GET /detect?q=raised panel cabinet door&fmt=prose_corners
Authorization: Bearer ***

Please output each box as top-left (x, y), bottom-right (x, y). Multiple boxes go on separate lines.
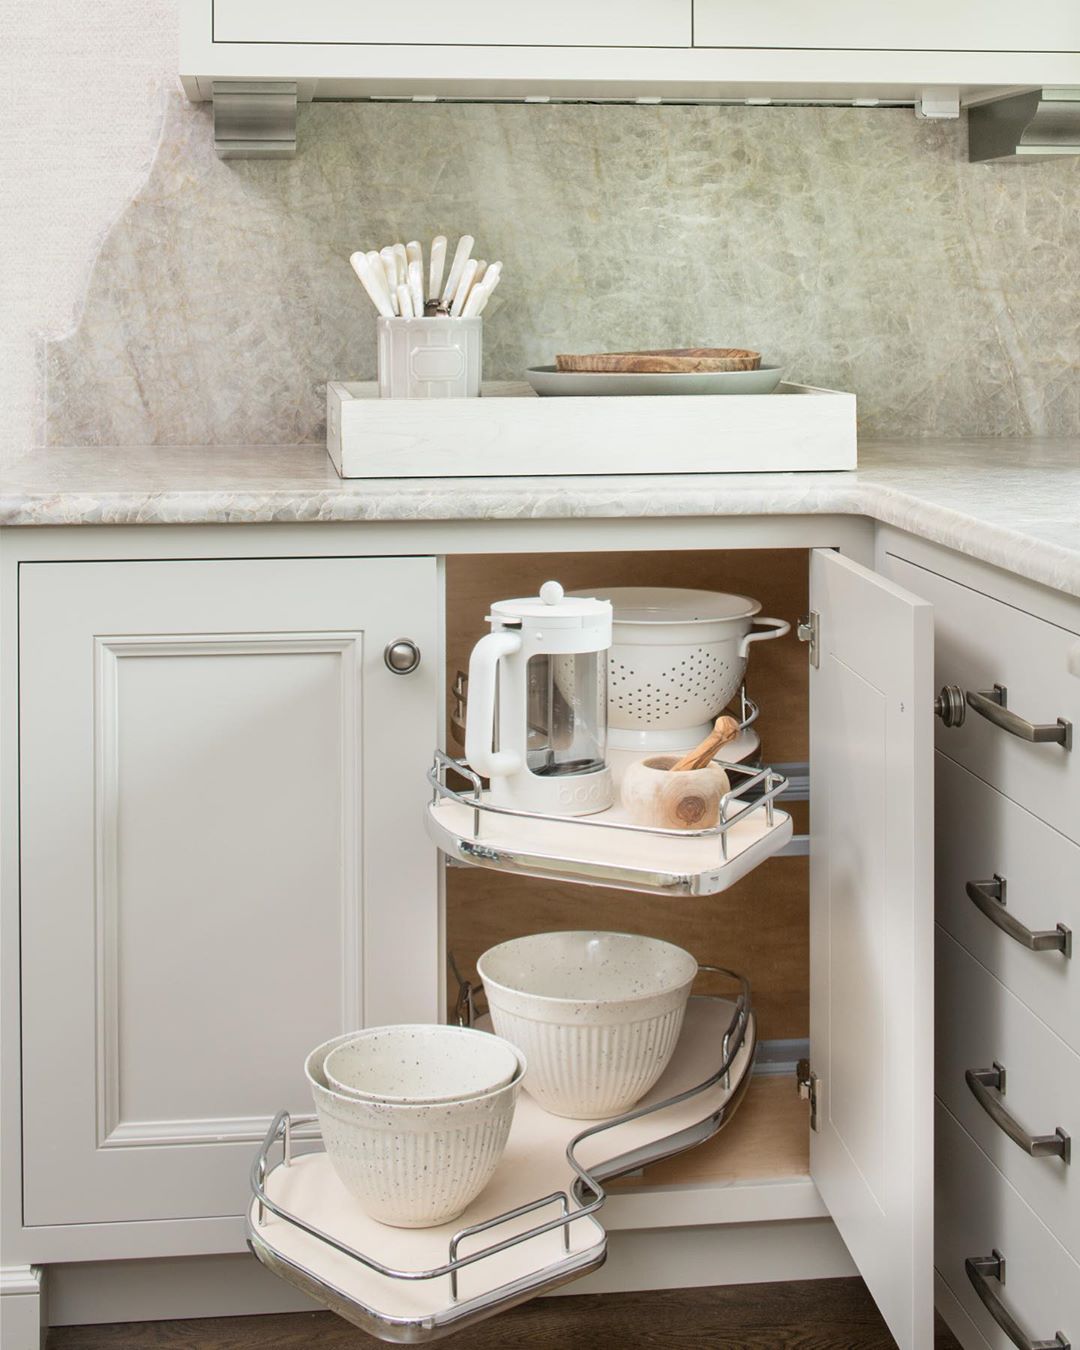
top-left (809, 549), bottom-right (934, 1350)
top-left (213, 0), bottom-right (692, 48)
top-left (20, 557), bottom-right (440, 1227)
top-left (693, 1), bottom-right (1080, 52)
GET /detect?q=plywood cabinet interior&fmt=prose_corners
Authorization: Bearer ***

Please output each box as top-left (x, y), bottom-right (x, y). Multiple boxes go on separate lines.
top-left (444, 550), bottom-right (809, 766)
top-left (444, 545), bottom-right (935, 1350)
top-left (19, 556), bottom-right (439, 1226)
top-left (444, 548), bottom-right (810, 1037)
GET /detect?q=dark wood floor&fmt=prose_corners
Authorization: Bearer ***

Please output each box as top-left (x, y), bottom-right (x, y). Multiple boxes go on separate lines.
top-left (48, 1279), bottom-right (961, 1349)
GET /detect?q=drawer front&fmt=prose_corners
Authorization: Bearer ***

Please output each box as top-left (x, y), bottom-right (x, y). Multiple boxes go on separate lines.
top-left (889, 556), bottom-right (1080, 842)
top-left (692, 0), bottom-right (1080, 52)
top-left (937, 1101), bottom-right (1080, 1350)
top-left (937, 930), bottom-right (1079, 1262)
top-left (213, 0), bottom-right (692, 46)
top-left (936, 755), bottom-right (1080, 1054)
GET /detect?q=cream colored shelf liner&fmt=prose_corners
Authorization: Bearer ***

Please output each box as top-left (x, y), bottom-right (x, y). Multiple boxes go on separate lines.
top-left (251, 997), bottom-right (754, 1323)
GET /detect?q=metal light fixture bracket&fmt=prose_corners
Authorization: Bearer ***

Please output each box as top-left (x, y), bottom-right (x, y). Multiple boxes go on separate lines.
top-left (212, 81), bottom-right (298, 159)
top-left (969, 87), bottom-right (1080, 162)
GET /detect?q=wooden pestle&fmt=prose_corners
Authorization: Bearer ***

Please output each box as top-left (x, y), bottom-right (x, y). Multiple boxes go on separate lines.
top-left (669, 715), bottom-right (741, 772)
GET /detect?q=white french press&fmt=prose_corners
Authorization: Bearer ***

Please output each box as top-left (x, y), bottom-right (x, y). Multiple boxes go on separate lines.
top-left (465, 581), bottom-right (613, 817)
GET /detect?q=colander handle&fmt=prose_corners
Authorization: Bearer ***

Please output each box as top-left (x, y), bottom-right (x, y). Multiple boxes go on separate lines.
top-left (465, 630), bottom-right (524, 778)
top-left (738, 617), bottom-right (791, 658)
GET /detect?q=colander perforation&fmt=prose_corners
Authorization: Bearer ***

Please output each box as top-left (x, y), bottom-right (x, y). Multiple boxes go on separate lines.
top-left (607, 644), bottom-right (744, 728)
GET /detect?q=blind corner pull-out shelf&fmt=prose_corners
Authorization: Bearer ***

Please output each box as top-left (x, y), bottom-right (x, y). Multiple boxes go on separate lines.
top-left (248, 972), bottom-right (755, 1343)
top-left (425, 752), bottom-right (792, 897)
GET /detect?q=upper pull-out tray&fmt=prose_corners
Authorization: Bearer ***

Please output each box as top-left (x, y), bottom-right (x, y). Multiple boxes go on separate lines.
top-left (248, 982), bottom-right (755, 1343)
top-left (425, 753), bottom-right (792, 897)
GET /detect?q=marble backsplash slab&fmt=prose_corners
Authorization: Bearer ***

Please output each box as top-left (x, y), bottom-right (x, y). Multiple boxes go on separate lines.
top-left (43, 96), bottom-right (1080, 446)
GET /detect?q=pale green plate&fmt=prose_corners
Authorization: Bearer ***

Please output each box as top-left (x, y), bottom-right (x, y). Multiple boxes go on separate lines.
top-left (524, 364), bottom-right (785, 397)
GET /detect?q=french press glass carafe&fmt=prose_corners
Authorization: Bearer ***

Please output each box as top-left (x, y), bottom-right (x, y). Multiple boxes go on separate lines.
top-left (465, 581), bottom-right (613, 816)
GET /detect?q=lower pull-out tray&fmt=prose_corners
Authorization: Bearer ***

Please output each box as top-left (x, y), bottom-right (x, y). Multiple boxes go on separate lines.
top-left (425, 753), bottom-right (792, 898)
top-left (249, 979), bottom-right (755, 1343)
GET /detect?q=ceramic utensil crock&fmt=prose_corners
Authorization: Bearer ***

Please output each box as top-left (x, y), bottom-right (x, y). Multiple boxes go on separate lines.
top-left (376, 315), bottom-right (482, 399)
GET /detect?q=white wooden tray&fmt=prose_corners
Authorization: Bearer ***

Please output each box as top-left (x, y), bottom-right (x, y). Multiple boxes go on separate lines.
top-left (326, 380), bottom-right (856, 478)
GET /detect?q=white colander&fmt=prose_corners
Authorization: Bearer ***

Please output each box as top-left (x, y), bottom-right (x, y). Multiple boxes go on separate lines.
top-left (571, 587), bottom-right (790, 751)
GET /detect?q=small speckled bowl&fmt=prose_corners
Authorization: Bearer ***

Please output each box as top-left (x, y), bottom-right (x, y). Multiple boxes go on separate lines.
top-left (477, 931), bottom-right (697, 1120)
top-left (323, 1024), bottom-right (519, 1105)
top-left (305, 1030), bottom-right (525, 1228)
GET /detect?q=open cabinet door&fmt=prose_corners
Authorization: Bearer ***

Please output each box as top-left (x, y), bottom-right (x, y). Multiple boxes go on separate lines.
top-left (808, 549), bottom-right (934, 1350)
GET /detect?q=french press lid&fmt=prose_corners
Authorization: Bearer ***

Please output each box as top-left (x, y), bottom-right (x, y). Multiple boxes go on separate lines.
top-left (489, 580), bottom-right (612, 632)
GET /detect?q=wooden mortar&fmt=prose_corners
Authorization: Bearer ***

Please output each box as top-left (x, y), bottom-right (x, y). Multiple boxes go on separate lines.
top-left (620, 755), bottom-right (732, 831)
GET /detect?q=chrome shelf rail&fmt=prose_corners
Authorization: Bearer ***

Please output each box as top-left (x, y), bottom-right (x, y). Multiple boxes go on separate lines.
top-left (428, 752), bottom-right (786, 862)
top-left (248, 968), bottom-right (753, 1342)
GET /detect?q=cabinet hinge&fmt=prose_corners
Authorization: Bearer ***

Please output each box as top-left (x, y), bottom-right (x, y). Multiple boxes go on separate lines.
top-left (797, 1058), bottom-right (821, 1131)
top-left (796, 612), bottom-right (820, 669)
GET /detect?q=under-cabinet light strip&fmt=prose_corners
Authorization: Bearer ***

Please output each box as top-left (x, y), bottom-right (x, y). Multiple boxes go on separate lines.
top-left (352, 95), bottom-right (913, 109)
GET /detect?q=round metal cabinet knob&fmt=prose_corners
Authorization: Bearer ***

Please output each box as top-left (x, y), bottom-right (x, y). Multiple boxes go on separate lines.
top-left (384, 639), bottom-right (422, 675)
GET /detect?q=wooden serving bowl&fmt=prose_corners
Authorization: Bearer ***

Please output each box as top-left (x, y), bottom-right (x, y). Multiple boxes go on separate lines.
top-left (555, 348), bottom-right (761, 374)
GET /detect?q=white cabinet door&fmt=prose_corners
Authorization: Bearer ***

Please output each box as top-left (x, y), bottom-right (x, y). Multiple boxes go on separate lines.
top-left (809, 549), bottom-right (934, 1350)
top-left (213, 1), bottom-right (691, 48)
top-left (693, 1), bottom-right (1080, 52)
top-left (20, 557), bottom-right (440, 1227)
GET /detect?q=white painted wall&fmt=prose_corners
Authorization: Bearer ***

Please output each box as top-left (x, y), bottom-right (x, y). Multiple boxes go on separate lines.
top-left (0, 0), bottom-right (178, 465)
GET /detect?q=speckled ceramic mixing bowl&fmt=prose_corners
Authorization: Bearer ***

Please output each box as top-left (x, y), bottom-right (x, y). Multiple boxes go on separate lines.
top-left (477, 931), bottom-right (697, 1120)
top-left (323, 1024), bottom-right (519, 1105)
top-left (305, 1030), bottom-right (525, 1228)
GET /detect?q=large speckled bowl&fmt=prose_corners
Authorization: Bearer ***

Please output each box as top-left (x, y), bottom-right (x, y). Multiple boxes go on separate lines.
top-left (305, 1030), bottom-right (524, 1228)
top-left (323, 1024), bottom-right (519, 1105)
top-left (477, 932), bottom-right (697, 1120)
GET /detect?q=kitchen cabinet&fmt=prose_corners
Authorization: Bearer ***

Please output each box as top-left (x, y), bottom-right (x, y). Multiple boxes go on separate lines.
top-left (5, 534), bottom-right (934, 1345)
top-left (211, 0), bottom-right (691, 48)
top-left (880, 534), bottom-right (1080, 1350)
top-left (3, 516), bottom-right (1074, 1350)
top-left (179, 0), bottom-right (1080, 115)
top-left (693, 2), bottom-right (1080, 53)
top-left (18, 556), bottom-right (440, 1226)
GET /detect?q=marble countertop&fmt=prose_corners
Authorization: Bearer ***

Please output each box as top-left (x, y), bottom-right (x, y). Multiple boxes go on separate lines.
top-left (1, 438), bottom-right (1077, 596)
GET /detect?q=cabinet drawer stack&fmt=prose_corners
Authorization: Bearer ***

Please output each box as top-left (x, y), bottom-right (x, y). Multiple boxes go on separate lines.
top-left (895, 555), bottom-right (1080, 1350)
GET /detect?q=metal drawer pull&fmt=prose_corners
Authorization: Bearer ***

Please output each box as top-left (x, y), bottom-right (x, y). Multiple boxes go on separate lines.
top-left (966, 1251), bottom-right (1070, 1349)
top-left (966, 877), bottom-right (1072, 957)
top-left (966, 685), bottom-right (1072, 750)
top-left (965, 1064), bottom-right (1071, 1162)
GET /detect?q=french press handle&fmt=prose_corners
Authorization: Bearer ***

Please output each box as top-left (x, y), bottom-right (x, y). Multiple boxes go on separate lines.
top-left (464, 630), bottom-right (523, 779)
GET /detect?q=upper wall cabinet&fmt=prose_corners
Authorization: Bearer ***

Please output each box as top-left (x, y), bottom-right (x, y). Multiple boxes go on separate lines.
top-left (212, 0), bottom-right (691, 48)
top-left (180, 0), bottom-right (1080, 157)
top-left (693, 1), bottom-right (1080, 53)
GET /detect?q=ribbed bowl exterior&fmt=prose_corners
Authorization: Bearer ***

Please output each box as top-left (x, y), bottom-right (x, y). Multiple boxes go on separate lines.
top-left (306, 1031), bottom-right (522, 1228)
top-left (314, 1094), bottom-right (515, 1227)
top-left (488, 998), bottom-right (689, 1120)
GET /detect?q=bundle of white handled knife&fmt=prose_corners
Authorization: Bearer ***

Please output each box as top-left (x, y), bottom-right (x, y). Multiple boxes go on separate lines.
top-left (349, 235), bottom-right (502, 319)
